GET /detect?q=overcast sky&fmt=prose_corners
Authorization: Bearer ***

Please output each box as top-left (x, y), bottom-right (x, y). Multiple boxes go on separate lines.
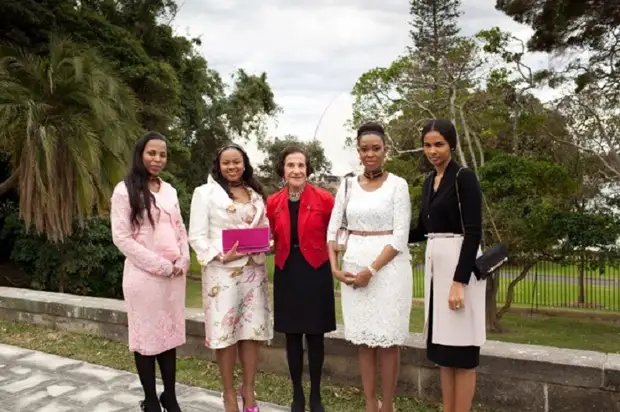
top-left (172, 0), bottom-right (552, 175)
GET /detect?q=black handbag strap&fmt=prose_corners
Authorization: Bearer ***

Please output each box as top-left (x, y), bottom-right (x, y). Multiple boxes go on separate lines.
top-left (455, 168), bottom-right (466, 234)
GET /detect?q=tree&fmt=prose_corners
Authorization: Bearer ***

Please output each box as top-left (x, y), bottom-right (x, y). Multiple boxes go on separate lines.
top-left (0, 0), bottom-right (280, 297)
top-left (352, 1), bottom-right (486, 173)
top-left (257, 135), bottom-right (332, 193)
top-left (495, 0), bottom-right (619, 52)
top-left (180, 69), bottom-right (280, 190)
top-left (478, 27), bottom-right (620, 182)
top-left (0, 38), bottom-right (139, 241)
top-left (409, 0), bottom-right (462, 85)
top-left (496, 0), bottom-right (620, 101)
top-left (550, 208), bottom-right (620, 307)
top-left (553, 91), bottom-right (620, 180)
top-left (479, 154), bottom-right (580, 327)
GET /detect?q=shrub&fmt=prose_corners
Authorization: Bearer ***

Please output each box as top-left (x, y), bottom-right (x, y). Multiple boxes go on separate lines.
top-left (1, 204), bottom-right (124, 299)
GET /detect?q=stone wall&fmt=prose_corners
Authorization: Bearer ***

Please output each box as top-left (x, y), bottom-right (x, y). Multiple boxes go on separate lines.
top-left (0, 287), bottom-right (618, 411)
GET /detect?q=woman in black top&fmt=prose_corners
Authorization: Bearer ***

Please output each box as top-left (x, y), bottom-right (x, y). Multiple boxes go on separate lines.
top-left (409, 119), bottom-right (484, 412)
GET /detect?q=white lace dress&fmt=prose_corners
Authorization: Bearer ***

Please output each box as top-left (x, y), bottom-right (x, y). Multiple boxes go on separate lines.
top-left (327, 173), bottom-right (413, 347)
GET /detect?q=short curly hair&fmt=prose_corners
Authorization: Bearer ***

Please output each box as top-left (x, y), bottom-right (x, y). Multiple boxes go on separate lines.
top-left (276, 146), bottom-right (314, 178)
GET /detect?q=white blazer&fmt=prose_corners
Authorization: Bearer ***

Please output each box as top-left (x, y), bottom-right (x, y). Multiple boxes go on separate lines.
top-left (188, 175), bottom-right (269, 268)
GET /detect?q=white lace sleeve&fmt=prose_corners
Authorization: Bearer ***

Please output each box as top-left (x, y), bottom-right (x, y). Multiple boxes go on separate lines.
top-left (326, 178), bottom-right (347, 242)
top-left (390, 178), bottom-right (411, 252)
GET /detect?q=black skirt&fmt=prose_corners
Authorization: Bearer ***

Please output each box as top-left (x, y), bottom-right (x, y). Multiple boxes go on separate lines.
top-left (427, 281), bottom-right (480, 369)
top-left (273, 246), bottom-right (336, 335)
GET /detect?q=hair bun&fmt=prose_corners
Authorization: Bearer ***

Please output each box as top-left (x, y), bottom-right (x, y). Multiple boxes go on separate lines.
top-left (357, 121), bottom-right (385, 137)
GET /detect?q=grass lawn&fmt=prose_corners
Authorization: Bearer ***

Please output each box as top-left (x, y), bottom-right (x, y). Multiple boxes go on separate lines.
top-left (192, 250), bottom-right (620, 314)
top-left (0, 321), bottom-right (471, 412)
top-left (186, 273), bottom-right (619, 353)
top-left (0, 256), bottom-right (615, 411)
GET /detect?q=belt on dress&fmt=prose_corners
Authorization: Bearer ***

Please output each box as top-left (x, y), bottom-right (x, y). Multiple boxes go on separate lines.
top-left (349, 230), bottom-right (393, 236)
top-left (426, 232), bottom-right (463, 239)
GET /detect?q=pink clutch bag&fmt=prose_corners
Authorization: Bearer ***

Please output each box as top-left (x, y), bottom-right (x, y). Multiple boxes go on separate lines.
top-left (222, 227), bottom-right (271, 254)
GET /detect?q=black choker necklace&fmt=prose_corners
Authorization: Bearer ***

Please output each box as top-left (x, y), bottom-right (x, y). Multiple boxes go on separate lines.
top-left (364, 169), bottom-right (384, 180)
top-left (228, 180), bottom-right (244, 188)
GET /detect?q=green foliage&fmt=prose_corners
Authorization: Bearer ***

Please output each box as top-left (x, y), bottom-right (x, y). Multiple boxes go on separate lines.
top-left (0, 0), bottom-right (279, 300)
top-left (1, 202), bottom-right (124, 298)
top-left (409, 0), bottom-right (462, 54)
top-left (479, 154), bottom-right (579, 259)
top-left (257, 135), bottom-right (332, 194)
top-left (495, 0), bottom-right (619, 52)
top-left (0, 37), bottom-right (139, 241)
top-left (551, 209), bottom-right (620, 255)
top-left (495, 1), bottom-right (620, 101)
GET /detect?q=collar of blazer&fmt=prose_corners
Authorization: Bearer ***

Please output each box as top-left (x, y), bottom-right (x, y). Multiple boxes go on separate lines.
top-left (206, 174), bottom-right (265, 227)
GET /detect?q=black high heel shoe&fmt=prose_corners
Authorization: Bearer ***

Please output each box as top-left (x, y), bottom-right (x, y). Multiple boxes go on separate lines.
top-left (309, 401), bottom-right (325, 412)
top-left (309, 394), bottom-right (325, 412)
top-left (159, 391), bottom-right (182, 412)
top-left (139, 399), bottom-right (162, 412)
top-left (291, 398), bottom-right (305, 412)
top-left (291, 387), bottom-right (305, 412)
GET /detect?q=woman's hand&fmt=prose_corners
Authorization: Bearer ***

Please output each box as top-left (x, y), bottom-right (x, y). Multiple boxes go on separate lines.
top-left (352, 268), bottom-right (372, 289)
top-left (448, 281), bottom-right (465, 310)
top-left (333, 269), bottom-right (355, 286)
top-left (219, 241), bottom-right (246, 263)
top-left (171, 266), bottom-right (184, 277)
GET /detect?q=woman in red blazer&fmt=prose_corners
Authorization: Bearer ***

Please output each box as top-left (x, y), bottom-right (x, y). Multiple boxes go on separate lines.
top-left (266, 146), bottom-right (336, 412)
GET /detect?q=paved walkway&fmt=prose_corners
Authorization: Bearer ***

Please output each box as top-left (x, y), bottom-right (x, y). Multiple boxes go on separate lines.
top-left (0, 344), bottom-right (287, 412)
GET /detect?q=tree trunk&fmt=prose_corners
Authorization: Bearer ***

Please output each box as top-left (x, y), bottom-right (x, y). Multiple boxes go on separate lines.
top-left (485, 274), bottom-right (501, 331)
top-left (0, 167), bottom-right (19, 196)
top-left (496, 260), bottom-right (538, 320)
top-left (449, 87), bottom-right (468, 167)
top-left (578, 249), bottom-right (586, 304)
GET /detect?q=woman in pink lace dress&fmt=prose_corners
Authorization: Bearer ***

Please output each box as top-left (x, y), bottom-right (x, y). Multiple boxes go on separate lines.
top-left (111, 131), bottom-right (190, 412)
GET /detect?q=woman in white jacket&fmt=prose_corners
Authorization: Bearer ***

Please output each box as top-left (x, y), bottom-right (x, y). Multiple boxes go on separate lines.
top-left (188, 143), bottom-right (272, 412)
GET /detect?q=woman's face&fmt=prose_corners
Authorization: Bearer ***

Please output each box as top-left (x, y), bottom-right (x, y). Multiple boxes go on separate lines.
top-left (357, 133), bottom-right (386, 171)
top-left (219, 148), bottom-right (245, 182)
top-left (142, 139), bottom-right (167, 176)
top-left (423, 130), bottom-right (451, 169)
top-left (283, 152), bottom-right (307, 190)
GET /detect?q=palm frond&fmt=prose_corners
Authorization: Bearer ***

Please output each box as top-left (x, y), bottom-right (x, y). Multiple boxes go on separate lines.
top-left (0, 37), bottom-right (140, 241)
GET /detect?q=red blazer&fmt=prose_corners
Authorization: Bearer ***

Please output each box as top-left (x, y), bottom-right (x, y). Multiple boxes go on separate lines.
top-left (266, 184), bottom-right (335, 270)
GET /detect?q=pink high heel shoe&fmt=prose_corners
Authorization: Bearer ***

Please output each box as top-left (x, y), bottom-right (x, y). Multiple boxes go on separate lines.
top-left (238, 386), bottom-right (260, 412)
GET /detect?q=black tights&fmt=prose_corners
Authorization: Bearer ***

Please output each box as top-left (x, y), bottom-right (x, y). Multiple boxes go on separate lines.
top-left (134, 348), bottom-right (178, 409)
top-left (285, 333), bottom-right (325, 406)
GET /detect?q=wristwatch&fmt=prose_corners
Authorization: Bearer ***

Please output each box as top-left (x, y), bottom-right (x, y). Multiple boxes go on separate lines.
top-left (367, 265), bottom-right (377, 276)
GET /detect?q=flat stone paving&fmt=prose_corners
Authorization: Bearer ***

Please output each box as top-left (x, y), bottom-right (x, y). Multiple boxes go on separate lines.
top-left (0, 344), bottom-right (287, 412)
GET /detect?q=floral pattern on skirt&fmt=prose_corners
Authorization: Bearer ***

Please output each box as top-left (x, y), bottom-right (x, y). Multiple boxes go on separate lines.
top-left (201, 261), bottom-right (273, 349)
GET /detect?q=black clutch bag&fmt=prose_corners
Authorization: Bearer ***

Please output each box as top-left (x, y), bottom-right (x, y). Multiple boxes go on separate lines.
top-left (473, 243), bottom-right (509, 280)
top-left (455, 168), bottom-right (509, 280)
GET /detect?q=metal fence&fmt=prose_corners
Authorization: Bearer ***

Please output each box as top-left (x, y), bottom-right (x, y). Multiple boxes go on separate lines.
top-left (410, 253), bottom-right (620, 312)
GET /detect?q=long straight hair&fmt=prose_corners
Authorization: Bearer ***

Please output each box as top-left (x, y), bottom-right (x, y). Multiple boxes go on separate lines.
top-left (124, 131), bottom-right (167, 229)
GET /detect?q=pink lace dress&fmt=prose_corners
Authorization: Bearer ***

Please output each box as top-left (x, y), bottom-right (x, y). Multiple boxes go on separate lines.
top-left (110, 181), bottom-right (190, 356)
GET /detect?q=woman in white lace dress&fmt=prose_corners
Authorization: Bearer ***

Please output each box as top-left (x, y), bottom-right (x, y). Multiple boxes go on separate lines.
top-left (327, 122), bottom-right (412, 412)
